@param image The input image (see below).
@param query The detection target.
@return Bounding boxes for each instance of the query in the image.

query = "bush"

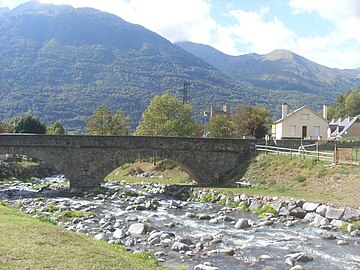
[254,204,279,217]
[293,175,306,183]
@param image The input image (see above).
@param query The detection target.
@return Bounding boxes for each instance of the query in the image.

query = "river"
[1,175,359,270]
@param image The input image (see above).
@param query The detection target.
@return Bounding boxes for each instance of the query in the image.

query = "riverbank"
[105,155,360,208]
[1,177,360,269]
[0,202,164,270]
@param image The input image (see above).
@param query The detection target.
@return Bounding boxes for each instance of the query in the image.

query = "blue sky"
[1,0,360,69]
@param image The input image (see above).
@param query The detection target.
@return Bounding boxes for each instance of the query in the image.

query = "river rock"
[171,241,189,252]
[337,239,349,245]
[200,234,214,242]
[194,264,219,270]
[302,202,320,212]
[319,232,337,240]
[178,237,194,246]
[185,212,196,218]
[290,265,304,270]
[127,223,146,235]
[113,228,126,239]
[347,223,356,233]
[320,217,330,226]
[330,219,344,228]
[303,212,321,223]
[325,206,344,220]
[207,248,235,256]
[290,207,307,219]
[196,213,211,220]
[316,204,327,216]
[342,207,360,221]
[258,255,272,261]
[94,232,110,241]
[234,218,250,229]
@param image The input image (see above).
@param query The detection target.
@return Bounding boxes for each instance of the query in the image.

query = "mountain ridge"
[0,2,347,131]
[176,41,360,95]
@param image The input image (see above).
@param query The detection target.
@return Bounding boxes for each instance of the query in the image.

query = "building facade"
[274,103,328,140]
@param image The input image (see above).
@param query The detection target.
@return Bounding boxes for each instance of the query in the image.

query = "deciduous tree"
[232,104,271,138]
[206,116,233,138]
[135,93,196,137]
[86,106,131,135]
[0,121,11,133]
[9,113,46,134]
[46,121,66,135]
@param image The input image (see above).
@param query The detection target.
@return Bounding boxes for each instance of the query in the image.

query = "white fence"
[256,144,334,162]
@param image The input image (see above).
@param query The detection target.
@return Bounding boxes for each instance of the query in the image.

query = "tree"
[232,104,271,138]
[86,106,131,135]
[135,93,196,137]
[46,121,66,135]
[345,90,360,117]
[206,116,233,138]
[9,113,46,134]
[0,121,11,133]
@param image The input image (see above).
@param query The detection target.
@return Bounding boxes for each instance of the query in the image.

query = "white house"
[273,103,328,140]
[328,117,360,140]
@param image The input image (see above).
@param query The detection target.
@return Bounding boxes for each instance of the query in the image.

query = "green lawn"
[0,203,165,270]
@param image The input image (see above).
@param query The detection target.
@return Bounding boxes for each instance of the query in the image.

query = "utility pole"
[181,81,189,104]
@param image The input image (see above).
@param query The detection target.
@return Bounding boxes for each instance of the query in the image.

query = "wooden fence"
[256,144,334,162]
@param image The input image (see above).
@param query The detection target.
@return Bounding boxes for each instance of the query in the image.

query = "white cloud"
[288,0,360,68]
[38,0,216,44]
[220,6,297,55]
[3,0,360,68]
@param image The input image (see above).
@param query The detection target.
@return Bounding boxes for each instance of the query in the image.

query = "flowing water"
[1,176,360,270]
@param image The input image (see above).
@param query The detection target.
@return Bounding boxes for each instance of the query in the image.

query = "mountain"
[0,2,241,130]
[176,41,360,96]
[0,2,334,131]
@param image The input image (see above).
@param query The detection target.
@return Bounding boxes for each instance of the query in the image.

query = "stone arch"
[83,148,207,187]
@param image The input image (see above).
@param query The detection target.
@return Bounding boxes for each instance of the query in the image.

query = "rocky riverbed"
[1,176,360,270]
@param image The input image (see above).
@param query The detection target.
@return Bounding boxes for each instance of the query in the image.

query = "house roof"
[329,117,360,136]
[274,105,328,124]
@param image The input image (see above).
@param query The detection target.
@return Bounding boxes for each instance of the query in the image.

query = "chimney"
[323,104,328,119]
[282,102,288,119]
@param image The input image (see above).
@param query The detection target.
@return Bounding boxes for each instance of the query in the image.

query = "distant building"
[273,103,328,140]
[210,105,230,120]
[328,117,360,140]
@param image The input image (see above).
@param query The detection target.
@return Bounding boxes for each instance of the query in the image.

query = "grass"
[105,160,192,185]
[103,155,360,208]
[0,204,165,270]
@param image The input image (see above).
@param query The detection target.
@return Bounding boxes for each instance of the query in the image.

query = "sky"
[1,0,360,69]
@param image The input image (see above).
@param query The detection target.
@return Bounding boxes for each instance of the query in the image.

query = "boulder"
[325,206,344,220]
[290,207,307,219]
[234,218,250,229]
[302,202,320,212]
[127,223,146,235]
[342,207,360,221]
[171,241,189,252]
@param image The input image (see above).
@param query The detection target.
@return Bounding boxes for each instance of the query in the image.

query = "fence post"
[290,148,292,157]
[334,143,337,164]
[316,143,319,161]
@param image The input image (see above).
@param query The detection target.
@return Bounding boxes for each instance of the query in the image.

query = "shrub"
[199,193,216,203]
[254,204,279,217]
[293,175,306,183]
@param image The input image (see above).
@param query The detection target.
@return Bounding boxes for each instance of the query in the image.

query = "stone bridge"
[0,135,256,190]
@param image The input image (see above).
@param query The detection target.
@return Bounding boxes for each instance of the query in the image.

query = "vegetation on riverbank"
[106,154,360,208]
[0,203,164,270]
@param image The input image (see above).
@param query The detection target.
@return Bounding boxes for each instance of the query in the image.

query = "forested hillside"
[0,2,331,131]
[177,41,360,99]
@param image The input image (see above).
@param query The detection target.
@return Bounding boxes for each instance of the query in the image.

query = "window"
[313,126,320,137]
[301,114,309,120]
[289,125,296,136]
